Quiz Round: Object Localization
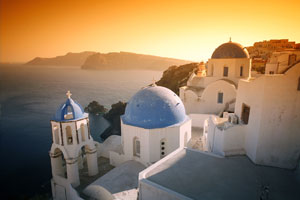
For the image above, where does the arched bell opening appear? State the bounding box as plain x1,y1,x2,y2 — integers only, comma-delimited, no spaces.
50,148,67,178
78,144,98,181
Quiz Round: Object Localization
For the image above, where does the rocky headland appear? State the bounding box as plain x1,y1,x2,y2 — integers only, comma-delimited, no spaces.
82,51,191,70
156,62,199,94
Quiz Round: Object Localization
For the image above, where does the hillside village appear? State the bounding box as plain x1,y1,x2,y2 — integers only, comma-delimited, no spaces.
48,40,300,200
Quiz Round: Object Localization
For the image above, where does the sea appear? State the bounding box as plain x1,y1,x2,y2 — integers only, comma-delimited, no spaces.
0,64,163,198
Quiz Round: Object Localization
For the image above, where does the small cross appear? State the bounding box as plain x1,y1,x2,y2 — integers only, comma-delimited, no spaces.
151,77,157,86
66,90,72,99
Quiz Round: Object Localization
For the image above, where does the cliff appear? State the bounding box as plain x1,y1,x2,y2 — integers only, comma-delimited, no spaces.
101,101,127,140
156,62,199,94
81,52,191,70
26,51,96,66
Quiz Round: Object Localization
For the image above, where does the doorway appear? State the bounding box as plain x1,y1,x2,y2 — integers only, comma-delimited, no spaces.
241,103,250,124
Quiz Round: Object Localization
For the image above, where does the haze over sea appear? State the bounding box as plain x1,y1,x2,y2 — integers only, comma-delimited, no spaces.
0,64,162,198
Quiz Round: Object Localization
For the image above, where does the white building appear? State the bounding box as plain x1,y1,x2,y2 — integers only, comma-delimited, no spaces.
109,84,192,167
265,50,300,74
50,91,98,199
180,41,250,115
204,61,300,169
49,87,192,199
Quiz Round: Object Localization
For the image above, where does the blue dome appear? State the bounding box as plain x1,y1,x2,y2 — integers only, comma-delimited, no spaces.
122,86,187,129
53,97,87,121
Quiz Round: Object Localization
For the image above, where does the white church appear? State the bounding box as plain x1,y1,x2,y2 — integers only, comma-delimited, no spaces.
49,41,300,200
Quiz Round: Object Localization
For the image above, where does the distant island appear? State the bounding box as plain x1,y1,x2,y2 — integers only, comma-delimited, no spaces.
25,51,95,66
26,51,191,71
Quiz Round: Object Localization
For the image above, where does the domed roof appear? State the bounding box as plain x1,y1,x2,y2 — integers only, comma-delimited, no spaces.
211,42,249,59
122,85,187,129
53,91,87,121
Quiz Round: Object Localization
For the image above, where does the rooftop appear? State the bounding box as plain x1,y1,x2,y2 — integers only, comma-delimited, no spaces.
212,42,249,59
84,160,146,200
141,148,300,200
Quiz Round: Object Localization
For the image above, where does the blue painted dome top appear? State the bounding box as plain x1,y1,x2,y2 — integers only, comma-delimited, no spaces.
122,85,188,129
53,91,87,122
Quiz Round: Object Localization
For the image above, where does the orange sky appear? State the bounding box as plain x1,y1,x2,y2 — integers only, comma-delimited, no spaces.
0,0,300,63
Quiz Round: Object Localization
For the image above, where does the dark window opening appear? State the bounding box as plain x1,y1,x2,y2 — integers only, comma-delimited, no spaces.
217,92,223,104
269,71,274,75
241,104,250,124
298,77,300,91
223,67,229,77
240,66,243,77
133,137,140,157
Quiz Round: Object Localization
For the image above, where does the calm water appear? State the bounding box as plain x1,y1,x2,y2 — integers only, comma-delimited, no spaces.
0,64,162,198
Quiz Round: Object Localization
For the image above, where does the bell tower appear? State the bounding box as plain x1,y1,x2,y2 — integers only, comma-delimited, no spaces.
49,91,98,198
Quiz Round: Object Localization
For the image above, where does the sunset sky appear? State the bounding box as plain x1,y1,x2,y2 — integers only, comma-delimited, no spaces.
1,0,299,63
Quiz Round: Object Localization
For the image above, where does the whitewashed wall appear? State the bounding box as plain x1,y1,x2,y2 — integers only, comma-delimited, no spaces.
235,63,300,169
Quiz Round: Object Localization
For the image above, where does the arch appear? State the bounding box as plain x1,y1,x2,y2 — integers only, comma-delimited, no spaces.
64,106,74,120
160,138,166,158
77,144,98,177
53,125,60,144
51,148,67,178
74,142,96,158
50,145,69,159
133,137,140,157
80,123,86,142
66,126,73,145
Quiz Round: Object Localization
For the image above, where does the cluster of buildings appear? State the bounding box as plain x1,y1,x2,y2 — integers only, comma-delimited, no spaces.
49,40,300,200
246,39,300,73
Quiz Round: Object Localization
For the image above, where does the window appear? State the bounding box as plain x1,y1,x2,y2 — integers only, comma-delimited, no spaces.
269,71,274,75
241,104,250,124
133,137,140,157
288,54,297,65
80,124,86,142
64,106,73,119
160,139,166,158
298,77,300,91
66,126,73,145
223,66,229,77
217,92,223,104
240,66,243,77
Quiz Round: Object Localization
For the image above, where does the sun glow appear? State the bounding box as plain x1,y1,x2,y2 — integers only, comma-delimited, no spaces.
1,0,299,63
